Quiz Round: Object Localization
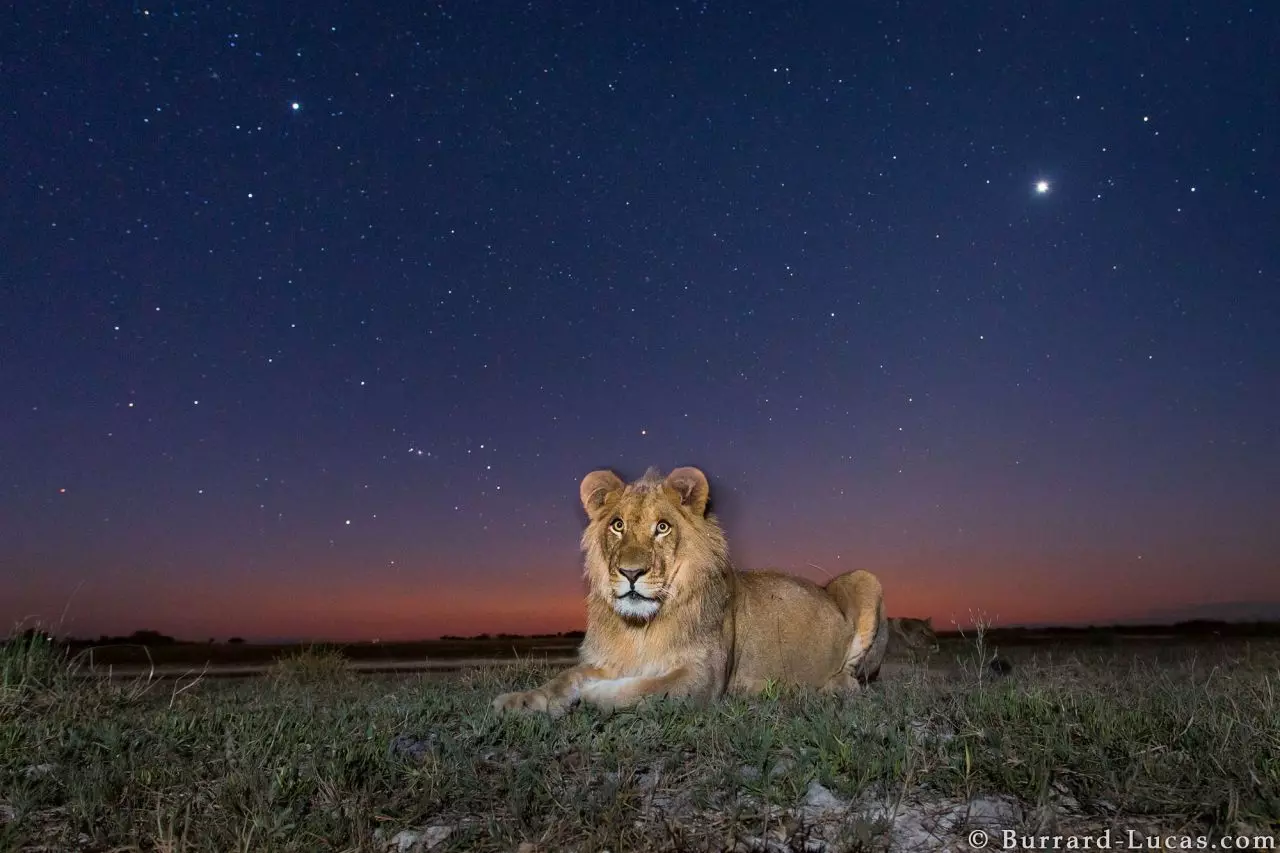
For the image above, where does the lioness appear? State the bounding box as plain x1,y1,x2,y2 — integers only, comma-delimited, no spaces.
492,466,888,716
889,616,939,652
887,616,1016,677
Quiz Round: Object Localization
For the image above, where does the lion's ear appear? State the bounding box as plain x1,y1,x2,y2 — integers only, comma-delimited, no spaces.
664,467,710,516
580,470,624,518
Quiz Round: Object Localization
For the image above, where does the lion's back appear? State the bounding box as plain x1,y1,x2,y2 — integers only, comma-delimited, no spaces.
726,570,853,690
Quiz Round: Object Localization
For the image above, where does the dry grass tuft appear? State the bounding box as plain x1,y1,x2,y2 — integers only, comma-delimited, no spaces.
268,644,355,687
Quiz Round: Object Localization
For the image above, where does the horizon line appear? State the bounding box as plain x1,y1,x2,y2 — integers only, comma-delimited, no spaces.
22,616,1280,646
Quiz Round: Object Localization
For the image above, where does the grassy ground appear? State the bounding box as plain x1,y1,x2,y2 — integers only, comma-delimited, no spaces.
1,635,1277,852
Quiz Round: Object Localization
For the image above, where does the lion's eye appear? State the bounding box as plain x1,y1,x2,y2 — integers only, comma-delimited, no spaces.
609,518,625,533
655,520,671,535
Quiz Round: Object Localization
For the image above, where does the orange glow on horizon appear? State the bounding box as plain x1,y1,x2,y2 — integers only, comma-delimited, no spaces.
14,548,1277,642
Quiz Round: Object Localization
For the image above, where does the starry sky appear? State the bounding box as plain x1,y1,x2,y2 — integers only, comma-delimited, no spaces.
4,1,1278,642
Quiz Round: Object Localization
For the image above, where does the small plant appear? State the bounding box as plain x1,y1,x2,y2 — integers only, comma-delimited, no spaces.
951,608,1002,684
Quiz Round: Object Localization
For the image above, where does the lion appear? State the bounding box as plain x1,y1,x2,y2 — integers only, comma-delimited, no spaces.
888,616,939,652
491,466,889,716
887,616,1016,677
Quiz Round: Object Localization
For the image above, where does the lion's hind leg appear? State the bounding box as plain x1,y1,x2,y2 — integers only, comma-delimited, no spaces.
824,570,888,684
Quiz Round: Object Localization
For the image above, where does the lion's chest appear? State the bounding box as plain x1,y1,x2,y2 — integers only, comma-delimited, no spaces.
581,632,684,677
579,614,719,675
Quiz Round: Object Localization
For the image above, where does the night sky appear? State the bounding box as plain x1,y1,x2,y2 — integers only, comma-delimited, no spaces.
4,2,1278,642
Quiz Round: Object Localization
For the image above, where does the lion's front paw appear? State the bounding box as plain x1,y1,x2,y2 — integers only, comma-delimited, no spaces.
491,689,572,717
492,689,547,714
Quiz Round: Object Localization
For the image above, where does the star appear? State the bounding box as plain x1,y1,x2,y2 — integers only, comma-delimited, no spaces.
1034,179,1051,195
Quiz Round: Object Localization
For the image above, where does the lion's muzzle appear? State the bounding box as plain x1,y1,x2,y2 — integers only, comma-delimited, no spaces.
612,561,662,620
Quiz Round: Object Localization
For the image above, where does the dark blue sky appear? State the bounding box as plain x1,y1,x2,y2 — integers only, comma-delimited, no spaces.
4,1,1277,640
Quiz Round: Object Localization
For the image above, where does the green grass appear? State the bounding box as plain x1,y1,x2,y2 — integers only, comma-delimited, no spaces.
1,638,1277,852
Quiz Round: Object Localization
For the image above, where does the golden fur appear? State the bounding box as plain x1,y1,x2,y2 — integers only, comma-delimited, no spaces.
492,466,888,716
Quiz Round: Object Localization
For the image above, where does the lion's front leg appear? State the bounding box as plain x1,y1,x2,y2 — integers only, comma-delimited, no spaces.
491,663,611,718
576,665,708,713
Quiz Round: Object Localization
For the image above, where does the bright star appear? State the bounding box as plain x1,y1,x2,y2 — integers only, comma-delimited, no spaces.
291,102,300,111
1035,180,1051,195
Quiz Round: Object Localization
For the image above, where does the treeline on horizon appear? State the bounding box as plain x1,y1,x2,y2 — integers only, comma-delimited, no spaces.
936,620,1280,640
6,628,589,647
8,622,1280,649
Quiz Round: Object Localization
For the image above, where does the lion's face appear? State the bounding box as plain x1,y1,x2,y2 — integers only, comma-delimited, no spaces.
578,466,727,624
890,617,938,651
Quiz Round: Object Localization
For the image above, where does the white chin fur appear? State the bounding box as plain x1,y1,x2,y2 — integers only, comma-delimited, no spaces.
613,595,661,620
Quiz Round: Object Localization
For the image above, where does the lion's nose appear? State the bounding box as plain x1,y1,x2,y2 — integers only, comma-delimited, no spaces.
618,566,648,586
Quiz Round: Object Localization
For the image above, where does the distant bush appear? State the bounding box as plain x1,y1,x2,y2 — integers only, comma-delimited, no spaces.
88,629,179,646
128,629,176,645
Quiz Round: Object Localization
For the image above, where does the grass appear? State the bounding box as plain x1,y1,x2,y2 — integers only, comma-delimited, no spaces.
1,637,1277,852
